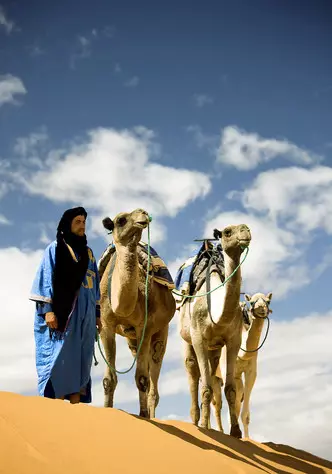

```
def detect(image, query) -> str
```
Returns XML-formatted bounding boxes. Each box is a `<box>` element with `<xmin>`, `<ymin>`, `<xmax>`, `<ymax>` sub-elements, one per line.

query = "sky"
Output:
<box><xmin>1</xmin><ymin>0</ymin><xmax>332</xmax><ymax>461</ymax></box>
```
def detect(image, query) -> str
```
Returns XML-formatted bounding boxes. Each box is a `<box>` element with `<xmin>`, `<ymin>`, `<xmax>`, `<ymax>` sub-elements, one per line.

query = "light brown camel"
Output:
<box><xmin>178</xmin><ymin>223</ymin><xmax>251</xmax><ymax>438</ymax></box>
<box><xmin>98</xmin><ymin>208</ymin><xmax>176</xmax><ymax>418</ymax></box>
<box><xmin>215</xmin><ymin>292</ymin><xmax>272</xmax><ymax>438</ymax></box>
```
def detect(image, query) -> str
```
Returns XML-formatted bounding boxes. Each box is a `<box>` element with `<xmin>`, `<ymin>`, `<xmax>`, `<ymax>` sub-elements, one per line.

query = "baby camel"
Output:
<box><xmin>216</xmin><ymin>292</ymin><xmax>272</xmax><ymax>438</ymax></box>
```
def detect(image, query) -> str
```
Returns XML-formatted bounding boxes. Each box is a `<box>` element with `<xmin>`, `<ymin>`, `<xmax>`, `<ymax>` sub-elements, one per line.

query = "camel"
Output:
<box><xmin>98</xmin><ymin>208</ymin><xmax>176</xmax><ymax>418</ymax></box>
<box><xmin>215</xmin><ymin>292</ymin><xmax>273</xmax><ymax>438</ymax></box>
<box><xmin>178</xmin><ymin>223</ymin><xmax>251</xmax><ymax>438</ymax></box>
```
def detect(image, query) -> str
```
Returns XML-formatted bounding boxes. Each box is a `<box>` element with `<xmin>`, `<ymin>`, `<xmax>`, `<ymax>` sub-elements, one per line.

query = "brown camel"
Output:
<box><xmin>178</xmin><ymin>224</ymin><xmax>251</xmax><ymax>437</ymax></box>
<box><xmin>98</xmin><ymin>208</ymin><xmax>176</xmax><ymax>418</ymax></box>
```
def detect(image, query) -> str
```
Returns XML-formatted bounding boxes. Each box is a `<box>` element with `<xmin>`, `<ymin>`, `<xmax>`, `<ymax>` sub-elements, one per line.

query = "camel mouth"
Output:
<box><xmin>135</xmin><ymin>220</ymin><xmax>149</xmax><ymax>229</ymax></box>
<box><xmin>238</xmin><ymin>238</ymin><xmax>250</xmax><ymax>248</ymax></box>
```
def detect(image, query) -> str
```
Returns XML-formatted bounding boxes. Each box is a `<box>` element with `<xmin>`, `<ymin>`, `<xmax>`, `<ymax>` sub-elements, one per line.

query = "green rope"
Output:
<box><xmin>171</xmin><ymin>246</ymin><xmax>249</xmax><ymax>299</ymax></box>
<box><xmin>95</xmin><ymin>217</ymin><xmax>152</xmax><ymax>374</ymax></box>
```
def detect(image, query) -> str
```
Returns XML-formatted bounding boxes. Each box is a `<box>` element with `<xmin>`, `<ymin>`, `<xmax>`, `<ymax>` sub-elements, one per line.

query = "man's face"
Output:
<box><xmin>71</xmin><ymin>215</ymin><xmax>86</xmax><ymax>236</ymax></box>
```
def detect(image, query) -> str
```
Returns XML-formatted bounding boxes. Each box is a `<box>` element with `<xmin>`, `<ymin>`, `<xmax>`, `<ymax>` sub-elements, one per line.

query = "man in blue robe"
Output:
<box><xmin>30</xmin><ymin>206</ymin><xmax>102</xmax><ymax>404</ymax></box>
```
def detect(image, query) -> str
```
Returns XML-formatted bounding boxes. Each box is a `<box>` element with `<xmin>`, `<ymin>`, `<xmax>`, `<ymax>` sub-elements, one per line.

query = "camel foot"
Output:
<box><xmin>230</xmin><ymin>424</ymin><xmax>242</xmax><ymax>439</ymax></box>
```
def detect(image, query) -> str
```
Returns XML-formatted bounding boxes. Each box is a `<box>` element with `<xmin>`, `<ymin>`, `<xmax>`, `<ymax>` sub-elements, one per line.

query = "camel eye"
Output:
<box><xmin>117</xmin><ymin>217</ymin><xmax>127</xmax><ymax>227</ymax></box>
<box><xmin>224</xmin><ymin>229</ymin><xmax>232</xmax><ymax>237</ymax></box>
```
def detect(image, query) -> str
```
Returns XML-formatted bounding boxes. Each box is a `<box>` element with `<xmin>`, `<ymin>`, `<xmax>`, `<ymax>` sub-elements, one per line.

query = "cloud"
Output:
<box><xmin>240</xmin><ymin>166</ymin><xmax>332</xmax><ymax>235</ymax></box>
<box><xmin>0</xmin><ymin>74</ymin><xmax>27</xmax><ymax>107</ymax></box>
<box><xmin>217</xmin><ymin>126</ymin><xmax>321</xmax><ymax>170</ymax></box>
<box><xmin>114</xmin><ymin>63</ymin><xmax>122</xmax><ymax>74</ymax></box>
<box><xmin>14</xmin><ymin>127</ymin><xmax>48</xmax><ymax>162</ymax></box>
<box><xmin>186</xmin><ymin>125</ymin><xmax>218</xmax><ymax>151</ymax></box>
<box><xmin>70</xmin><ymin>35</ymin><xmax>92</xmax><ymax>69</ymax></box>
<box><xmin>5</xmin><ymin>126</ymin><xmax>212</xmax><ymax>242</ymax></box>
<box><xmin>124</xmin><ymin>76</ymin><xmax>139</xmax><ymax>88</ymax></box>
<box><xmin>0</xmin><ymin>247</ymin><xmax>43</xmax><ymax>394</ymax></box>
<box><xmin>193</xmin><ymin>94</ymin><xmax>214</xmax><ymax>108</ymax></box>
<box><xmin>200</xmin><ymin>165</ymin><xmax>332</xmax><ymax>298</ymax></box>
<box><xmin>0</xmin><ymin>214</ymin><xmax>11</xmax><ymax>225</ymax></box>
<box><xmin>0</xmin><ymin>5</ymin><xmax>15</xmax><ymax>34</ymax></box>
<box><xmin>27</xmin><ymin>44</ymin><xmax>45</xmax><ymax>57</ymax></box>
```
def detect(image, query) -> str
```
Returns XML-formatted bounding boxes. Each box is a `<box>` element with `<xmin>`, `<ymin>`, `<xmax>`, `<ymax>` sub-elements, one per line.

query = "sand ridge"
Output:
<box><xmin>0</xmin><ymin>391</ymin><xmax>331</xmax><ymax>474</ymax></box>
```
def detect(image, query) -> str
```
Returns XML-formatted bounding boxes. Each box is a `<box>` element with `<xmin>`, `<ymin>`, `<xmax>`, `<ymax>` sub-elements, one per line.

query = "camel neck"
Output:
<box><xmin>215</xmin><ymin>253</ymin><xmax>242</xmax><ymax>323</ymax></box>
<box><xmin>239</xmin><ymin>316</ymin><xmax>265</xmax><ymax>360</ymax></box>
<box><xmin>111</xmin><ymin>243</ymin><xmax>139</xmax><ymax>317</ymax></box>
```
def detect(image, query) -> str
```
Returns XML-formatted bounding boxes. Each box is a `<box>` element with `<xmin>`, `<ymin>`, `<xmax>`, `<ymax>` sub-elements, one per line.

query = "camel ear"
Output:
<box><xmin>266</xmin><ymin>292</ymin><xmax>273</xmax><ymax>302</ymax></box>
<box><xmin>213</xmin><ymin>228</ymin><xmax>222</xmax><ymax>240</ymax></box>
<box><xmin>244</xmin><ymin>293</ymin><xmax>251</xmax><ymax>302</ymax></box>
<box><xmin>102</xmin><ymin>217</ymin><xmax>114</xmax><ymax>232</ymax></box>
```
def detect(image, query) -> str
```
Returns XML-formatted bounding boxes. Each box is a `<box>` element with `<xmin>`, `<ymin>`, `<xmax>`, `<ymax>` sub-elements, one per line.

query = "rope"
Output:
<box><xmin>95</xmin><ymin>218</ymin><xmax>152</xmax><ymax>374</ymax></box>
<box><xmin>171</xmin><ymin>246</ymin><xmax>249</xmax><ymax>299</ymax></box>
<box><xmin>240</xmin><ymin>315</ymin><xmax>270</xmax><ymax>353</ymax></box>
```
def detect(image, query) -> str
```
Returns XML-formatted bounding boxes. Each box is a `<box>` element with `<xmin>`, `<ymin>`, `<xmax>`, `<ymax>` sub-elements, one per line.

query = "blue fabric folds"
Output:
<box><xmin>30</xmin><ymin>241</ymin><xmax>100</xmax><ymax>402</ymax></box>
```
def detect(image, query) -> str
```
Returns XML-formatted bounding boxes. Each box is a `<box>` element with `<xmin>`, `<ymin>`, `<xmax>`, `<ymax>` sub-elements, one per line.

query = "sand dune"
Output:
<box><xmin>0</xmin><ymin>391</ymin><xmax>331</xmax><ymax>474</ymax></box>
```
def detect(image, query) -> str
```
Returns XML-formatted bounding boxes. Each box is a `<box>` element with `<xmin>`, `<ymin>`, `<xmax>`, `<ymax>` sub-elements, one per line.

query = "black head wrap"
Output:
<box><xmin>52</xmin><ymin>206</ymin><xmax>89</xmax><ymax>333</ymax></box>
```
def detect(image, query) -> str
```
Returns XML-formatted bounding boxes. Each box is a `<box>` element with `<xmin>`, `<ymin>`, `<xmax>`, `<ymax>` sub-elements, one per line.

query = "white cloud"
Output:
<box><xmin>0</xmin><ymin>247</ymin><xmax>43</xmax><ymax>393</ymax></box>
<box><xmin>0</xmin><ymin>214</ymin><xmax>11</xmax><ymax>225</ymax></box>
<box><xmin>241</xmin><ymin>166</ymin><xmax>332</xmax><ymax>235</ymax></box>
<box><xmin>7</xmin><ymin>126</ymin><xmax>211</xmax><ymax>242</ymax></box>
<box><xmin>124</xmin><ymin>76</ymin><xmax>139</xmax><ymax>88</ymax></box>
<box><xmin>114</xmin><ymin>63</ymin><xmax>122</xmax><ymax>74</ymax></box>
<box><xmin>27</xmin><ymin>44</ymin><xmax>45</xmax><ymax>57</ymax></box>
<box><xmin>0</xmin><ymin>74</ymin><xmax>27</xmax><ymax>107</ymax></box>
<box><xmin>186</xmin><ymin>125</ymin><xmax>218</xmax><ymax>151</ymax></box>
<box><xmin>217</xmin><ymin>126</ymin><xmax>321</xmax><ymax>170</ymax></box>
<box><xmin>0</xmin><ymin>6</ymin><xmax>15</xmax><ymax>34</ymax></box>
<box><xmin>193</xmin><ymin>94</ymin><xmax>214</xmax><ymax>108</ymax></box>
<box><xmin>14</xmin><ymin>127</ymin><xmax>48</xmax><ymax>164</ymax></box>
<box><xmin>200</xmin><ymin>165</ymin><xmax>332</xmax><ymax>298</ymax></box>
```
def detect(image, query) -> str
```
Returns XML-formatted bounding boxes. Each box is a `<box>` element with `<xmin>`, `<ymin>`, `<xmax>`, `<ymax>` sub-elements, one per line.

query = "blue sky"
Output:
<box><xmin>1</xmin><ymin>0</ymin><xmax>332</xmax><ymax>460</ymax></box>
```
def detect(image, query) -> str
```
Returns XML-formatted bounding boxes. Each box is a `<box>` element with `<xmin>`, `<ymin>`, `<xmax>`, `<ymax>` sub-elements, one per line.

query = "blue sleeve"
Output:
<box><xmin>29</xmin><ymin>242</ymin><xmax>56</xmax><ymax>305</ymax></box>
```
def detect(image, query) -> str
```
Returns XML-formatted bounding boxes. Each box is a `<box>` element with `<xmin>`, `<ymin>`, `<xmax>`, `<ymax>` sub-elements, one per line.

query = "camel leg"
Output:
<box><xmin>135</xmin><ymin>330</ymin><xmax>152</xmax><ymax>418</ymax></box>
<box><xmin>241</xmin><ymin>365</ymin><xmax>256</xmax><ymax>439</ymax></box>
<box><xmin>225</xmin><ymin>342</ymin><xmax>242</xmax><ymax>438</ymax></box>
<box><xmin>184</xmin><ymin>342</ymin><xmax>200</xmax><ymax>426</ymax></box>
<box><xmin>209</xmin><ymin>349</ymin><xmax>224</xmax><ymax>432</ymax></box>
<box><xmin>235</xmin><ymin>374</ymin><xmax>244</xmax><ymax>421</ymax></box>
<box><xmin>100</xmin><ymin>326</ymin><xmax>118</xmax><ymax>408</ymax></box>
<box><xmin>148</xmin><ymin>326</ymin><xmax>168</xmax><ymax>419</ymax></box>
<box><xmin>191</xmin><ymin>332</ymin><xmax>212</xmax><ymax>430</ymax></box>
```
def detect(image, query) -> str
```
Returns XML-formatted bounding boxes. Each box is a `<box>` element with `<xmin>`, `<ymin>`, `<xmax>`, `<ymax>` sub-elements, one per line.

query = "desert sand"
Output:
<box><xmin>0</xmin><ymin>391</ymin><xmax>331</xmax><ymax>474</ymax></box>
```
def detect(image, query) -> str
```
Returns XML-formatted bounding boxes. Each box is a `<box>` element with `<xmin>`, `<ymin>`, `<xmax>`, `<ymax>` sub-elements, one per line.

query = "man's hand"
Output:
<box><xmin>96</xmin><ymin>317</ymin><xmax>102</xmax><ymax>334</ymax></box>
<box><xmin>45</xmin><ymin>312</ymin><xmax>58</xmax><ymax>329</ymax></box>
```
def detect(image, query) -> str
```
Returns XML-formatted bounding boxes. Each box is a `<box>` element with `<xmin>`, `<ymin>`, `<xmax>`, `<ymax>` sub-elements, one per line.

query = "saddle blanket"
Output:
<box><xmin>98</xmin><ymin>241</ymin><xmax>175</xmax><ymax>290</ymax></box>
<box><xmin>174</xmin><ymin>240</ymin><xmax>224</xmax><ymax>299</ymax></box>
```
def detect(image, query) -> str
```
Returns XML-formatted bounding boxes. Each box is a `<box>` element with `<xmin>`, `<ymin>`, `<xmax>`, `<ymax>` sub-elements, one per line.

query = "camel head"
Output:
<box><xmin>102</xmin><ymin>208</ymin><xmax>150</xmax><ymax>247</ymax></box>
<box><xmin>213</xmin><ymin>224</ymin><xmax>251</xmax><ymax>259</ymax></box>
<box><xmin>244</xmin><ymin>292</ymin><xmax>273</xmax><ymax>319</ymax></box>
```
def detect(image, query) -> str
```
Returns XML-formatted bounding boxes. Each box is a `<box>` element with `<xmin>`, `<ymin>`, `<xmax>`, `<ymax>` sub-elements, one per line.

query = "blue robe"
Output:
<box><xmin>29</xmin><ymin>241</ymin><xmax>100</xmax><ymax>403</ymax></box>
